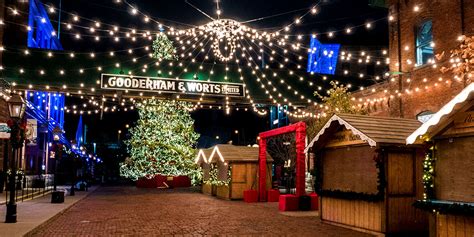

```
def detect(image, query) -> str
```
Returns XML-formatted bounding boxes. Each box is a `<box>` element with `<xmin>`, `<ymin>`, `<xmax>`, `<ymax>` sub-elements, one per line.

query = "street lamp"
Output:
<box><xmin>5</xmin><ymin>94</ymin><xmax>26</xmax><ymax>223</ymax></box>
<box><xmin>51</xmin><ymin>126</ymin><xmax>65</xmax><ymax>203</ymax></box>
<box><xmin>8</xmin><ymin>95</ymin><xmax>25</xmax><ymax>119</ymax></box>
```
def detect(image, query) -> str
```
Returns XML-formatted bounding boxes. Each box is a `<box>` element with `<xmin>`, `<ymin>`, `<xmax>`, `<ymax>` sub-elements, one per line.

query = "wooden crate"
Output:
<box><xmin>216</xmin><ymin>185</ymin><xmax>230</xmax><ymax>199</ymax></box>
<box><xmin>202</xmin><ymin>183</ymin><xmax>212</xmax><ymax>195</ymax></box>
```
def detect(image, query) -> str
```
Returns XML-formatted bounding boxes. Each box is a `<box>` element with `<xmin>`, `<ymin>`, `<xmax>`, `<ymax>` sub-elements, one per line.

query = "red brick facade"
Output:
<box><xmin>352</xmin><ymin>0</ymin><xmax>474</xmax><ymax>119</ymax></box>
<box><xmin>0</xmin><ymin>0</ymin><xmax>7</xmax><ymax>172</ymax></box>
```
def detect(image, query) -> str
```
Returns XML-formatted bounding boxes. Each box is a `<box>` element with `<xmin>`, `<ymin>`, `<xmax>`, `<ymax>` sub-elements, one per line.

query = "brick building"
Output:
<box><xmin>0</xmin><ymin>0</ymin><xmax>9</xmax><ymax>173</ymax></box>
<box><xmin>351</xmin><ymin>0</ymin><xmax>474</xmax><ymax>120</ymax></box>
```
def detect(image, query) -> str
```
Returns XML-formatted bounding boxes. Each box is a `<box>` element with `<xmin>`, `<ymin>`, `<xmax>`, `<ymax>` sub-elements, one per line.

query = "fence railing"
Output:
<box><xmin>2</xmin><ymin>174</ymin><xmax>54</xmax><ymax>204</ymax></box>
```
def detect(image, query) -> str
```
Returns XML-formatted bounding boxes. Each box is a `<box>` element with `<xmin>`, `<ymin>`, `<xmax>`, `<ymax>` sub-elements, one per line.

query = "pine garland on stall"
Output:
<box><xmin>119</xmin><ymin>99</ymin><xmax>201</xmax><ymax>184</ymax></box>
<box><xmin>204</xmin><ymin>163</ymin><xmax>232</xmax><ymax>186</ymax></box>
<box><xmin>422</xmin><ymin>146</ymin><xmax>436</xmax><ymax>200</ymax></box>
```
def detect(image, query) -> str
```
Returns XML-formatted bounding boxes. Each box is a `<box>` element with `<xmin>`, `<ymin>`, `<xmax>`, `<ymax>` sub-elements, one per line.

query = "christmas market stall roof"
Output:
<box><xmin>195</xmin><ymin>144</ymin><xmax>273</xmax><ymax>164</ymax></box>
<box><xmin>305</xmin><ymin>113</ymin><xmax>422</xmax><ymax>152</ymax></box>
<box><xmin>407</xmin><ymin>83</ymin><xmax>474</xmax><ymax>145</ymax></box>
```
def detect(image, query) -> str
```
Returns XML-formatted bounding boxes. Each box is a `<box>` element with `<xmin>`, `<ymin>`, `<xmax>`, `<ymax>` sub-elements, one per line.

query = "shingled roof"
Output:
<box><xmin>305</xmin><ymin>114</ymin><xmax>421</xmax><ymax>151</ymax></box>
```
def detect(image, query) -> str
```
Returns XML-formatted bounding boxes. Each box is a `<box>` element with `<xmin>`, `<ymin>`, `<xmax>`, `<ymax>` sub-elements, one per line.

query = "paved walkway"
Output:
<box><xmin>0</xmin><ymin>186</ymin><xmax>97</xmax><ymax>237</ymax></box>
<box><xmin>29</xmin><ymin>186</ymin><xmax>373</xmax><ymax>237</ymax></box>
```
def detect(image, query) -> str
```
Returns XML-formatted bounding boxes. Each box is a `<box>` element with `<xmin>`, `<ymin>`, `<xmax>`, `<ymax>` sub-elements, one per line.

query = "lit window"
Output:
<box><xmin>416</xmin><ymin>20</ymin><xmax>433</xmax><ymax>65</ymax></box>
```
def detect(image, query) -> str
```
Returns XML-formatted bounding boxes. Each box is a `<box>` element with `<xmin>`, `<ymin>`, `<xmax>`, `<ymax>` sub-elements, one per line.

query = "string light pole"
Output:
<box><xmin>215</xmin><ymin>0</ymin><xmax>222</xmax><ymax>18</ymax></box>
<box><xmin>5</xmin><ymin>94</ymin><xmax>26</xmax><ymax>223</ymax></box>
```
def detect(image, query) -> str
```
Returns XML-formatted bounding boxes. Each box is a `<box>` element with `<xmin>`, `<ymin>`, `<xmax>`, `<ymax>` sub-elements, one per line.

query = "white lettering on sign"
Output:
<box><xmin>101</xmin><ymin>74</ymin><xmax>244</xmax><ymax>97</ymax></box>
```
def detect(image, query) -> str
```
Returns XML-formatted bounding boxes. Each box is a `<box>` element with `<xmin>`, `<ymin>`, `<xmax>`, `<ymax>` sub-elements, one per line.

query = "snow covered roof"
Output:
<box><xmin>407</xmin><ymin>83</ymin><xmax>474</xmax><ymax>144</ymax></box>
<box><xmin>305</xmin><ymin>113</ymin><xmax>421</xmax><ymax>152</ymax></box>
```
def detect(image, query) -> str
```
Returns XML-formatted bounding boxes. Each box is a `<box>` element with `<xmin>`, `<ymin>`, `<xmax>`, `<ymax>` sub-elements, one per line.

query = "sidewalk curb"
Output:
<box><xmin>23</xmin><ymin>186</ymin><xmax>100</xmax><ymax>237</ymax></box>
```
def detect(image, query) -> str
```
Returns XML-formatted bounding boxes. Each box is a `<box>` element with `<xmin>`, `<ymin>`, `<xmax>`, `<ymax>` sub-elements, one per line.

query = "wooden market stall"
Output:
<box><xmin>407</xmin><ymin>83</ymin><xmax>474</xmax><ymax>237</ymax></box>
<box><xmin>196</xmin><ymin>145</ymin><xmax>273</xmax><ymax>200</ymax></box>
<box><xmin>305</xmin><ymin>114</ymin><xmax>428</xmax><ymax>236</ymax></box>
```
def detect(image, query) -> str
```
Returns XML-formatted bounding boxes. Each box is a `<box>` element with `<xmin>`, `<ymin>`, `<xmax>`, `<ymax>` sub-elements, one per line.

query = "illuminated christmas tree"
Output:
<box><xmin>120</xmin><ymin>99</ymin><xmax>201</xmax><ymax>184</ymax></box>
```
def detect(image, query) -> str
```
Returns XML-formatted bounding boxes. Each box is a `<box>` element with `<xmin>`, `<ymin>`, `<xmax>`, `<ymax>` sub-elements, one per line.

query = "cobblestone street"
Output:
<box><xmin>29</xmin><ymin>186</ymin><xmax>373</xmax><ymax>236</ymax></box>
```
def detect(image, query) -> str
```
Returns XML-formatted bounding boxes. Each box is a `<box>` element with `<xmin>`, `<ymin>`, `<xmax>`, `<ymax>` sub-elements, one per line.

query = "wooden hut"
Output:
<box><xmin>305</xmin><ymin>114</ymin><xmax>428</xmax><ymax>236</ymax></box>
<box><xmin>407</xmin><ymin>83</ymin><xmax>474</xmax><ymax>237</ymax></box>
<box><xmin>196</xmin><ymin>145</ymin><xmax>273</xmax><ymax>200</ymax></box>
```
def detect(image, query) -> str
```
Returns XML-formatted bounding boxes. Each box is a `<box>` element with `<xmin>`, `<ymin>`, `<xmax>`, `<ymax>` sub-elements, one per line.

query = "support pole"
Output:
<box><xmin>295</xmin><ymin>122</ymin><xmax>306</xmax><ymax>197</ymax></box>
<box><xmin>258</xmin><ymin>138</ymin><xmax>267</xmax><ymax>202</ymax></box>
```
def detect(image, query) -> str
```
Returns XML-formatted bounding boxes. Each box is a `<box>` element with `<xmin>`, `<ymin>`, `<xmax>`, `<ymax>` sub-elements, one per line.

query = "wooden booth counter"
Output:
<box><xmin>407</xmin><ymin>83</ymin><xmax>474</xmax><ymax>237</ymax></box>
<box><xmin>305</xmin><ymin>114</ymin><xmax>428</xmax><ymax>236</ymax></box>
<box><xmin>196</xmin><ymin>145</ymin><xmax>273</xmax><ymax>200</ymax></box>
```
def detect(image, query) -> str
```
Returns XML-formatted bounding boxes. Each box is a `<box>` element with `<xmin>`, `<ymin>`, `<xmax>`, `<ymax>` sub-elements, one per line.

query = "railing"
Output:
<box><xmin>2</xmin><ymin>174</ymin><xmax>54</xmax><ymax>204</ymax></box>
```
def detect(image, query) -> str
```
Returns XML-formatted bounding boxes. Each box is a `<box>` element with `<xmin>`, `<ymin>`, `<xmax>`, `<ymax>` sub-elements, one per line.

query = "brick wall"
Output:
<box><xmin>351</xmin><ymin>0</ymin><xmax>474</xmax><ymax>119</ymax></box>
<box><xmin>0</xmin><ymin>0</ymin><xmax>10</xmax><ymax>123</ymax></box>
<box><xmin>0</xmin><ymin>0</ymin><xmax>8</xmax><ymax>172</ymax></box>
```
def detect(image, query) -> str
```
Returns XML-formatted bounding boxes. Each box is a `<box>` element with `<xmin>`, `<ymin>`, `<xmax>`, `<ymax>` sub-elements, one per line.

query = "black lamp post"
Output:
<box><xmin>51</xmin><ymin>126</ymin><xmax>65</xmax><ymax>203</ymax></box>
<box><xmin>5</xmin><ymin>94</ymin><xmax>26</xmax><ymax>223</ymax></box>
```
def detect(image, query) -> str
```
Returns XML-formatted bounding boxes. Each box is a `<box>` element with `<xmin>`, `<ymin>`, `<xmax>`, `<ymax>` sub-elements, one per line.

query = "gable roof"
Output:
<box><xmin>305</xmin><ymin>113</ymin><xmax>421</xmax><ymax>152</ymax></box>
<box><xmin>196</xmin><ymin>144</ymin><xmax>273</xmax><ymax>163</ymax></box>
<box><xmin>407</xmin><ymin>83</ymin><xmax>474</xmax><ymax>144</ymax></box>
<box><xmin>194</xmin><ymin>149</ymin><xmax>208</xmax><ymax>164</ymax></box>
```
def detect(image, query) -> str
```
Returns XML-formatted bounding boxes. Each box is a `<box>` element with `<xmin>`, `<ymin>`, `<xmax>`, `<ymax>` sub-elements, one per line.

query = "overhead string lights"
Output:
<box><xmin>2</xmin><ymin>0</ymin><xmax>436</xmax><ymax>116</ymax></box>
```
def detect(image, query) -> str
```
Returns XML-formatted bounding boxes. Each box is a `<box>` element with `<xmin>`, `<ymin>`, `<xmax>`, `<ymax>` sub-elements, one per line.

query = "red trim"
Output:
<box><xmin>258</xmin><ymin>138</ymin><xmax>267</xmax><ymax>201</ymax></box>
<box><xmin>258</xmin><ymin>122</ymin><xmax>306</xmax><ymax>201</ymax></box>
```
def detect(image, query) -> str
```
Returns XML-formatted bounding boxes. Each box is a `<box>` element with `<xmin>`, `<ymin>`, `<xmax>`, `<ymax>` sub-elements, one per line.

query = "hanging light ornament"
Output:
<box><xmin>198</xmin><ymin>19</ymin><xmax>246</xmax><ymax>62</ymax></box>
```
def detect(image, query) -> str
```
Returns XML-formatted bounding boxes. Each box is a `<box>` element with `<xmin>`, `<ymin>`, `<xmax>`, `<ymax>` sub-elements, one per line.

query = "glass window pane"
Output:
<box><xmin>416</xmin><ymin>21</ymin><xmax>433</xmax><ymax>65</ymax></box>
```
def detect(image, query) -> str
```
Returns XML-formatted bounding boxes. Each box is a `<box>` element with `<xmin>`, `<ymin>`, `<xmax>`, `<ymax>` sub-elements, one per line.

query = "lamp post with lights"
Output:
<box><xmin>5</xmin><ymin>94</ymin><xmax>26</xmax><ymax>223</ymax></box>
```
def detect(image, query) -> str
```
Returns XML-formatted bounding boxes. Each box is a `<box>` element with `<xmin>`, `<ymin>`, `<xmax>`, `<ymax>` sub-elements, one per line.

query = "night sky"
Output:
<box><xmin>40</xmin><ymin>0</ymin><xmax>388</xmax><ymax>151</ymax></box>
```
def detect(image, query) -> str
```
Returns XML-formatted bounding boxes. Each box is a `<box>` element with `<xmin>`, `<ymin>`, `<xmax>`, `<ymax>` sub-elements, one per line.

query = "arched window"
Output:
<box><xmin>417</xmin><ymin>111</ymin><xmax>435</xmax><ymax>123</ymax></box>
<box><xmin>416</xmin><ymin>20</ymin><xmax>433</xmax><ymax>66</ymax></box>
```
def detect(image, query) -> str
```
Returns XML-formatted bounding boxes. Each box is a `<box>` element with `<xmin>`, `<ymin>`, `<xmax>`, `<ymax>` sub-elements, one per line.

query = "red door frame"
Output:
<box><xmin>258</xmin><ymin>122</ymin><xmax>306</xmax><ymax>201</ymax></box>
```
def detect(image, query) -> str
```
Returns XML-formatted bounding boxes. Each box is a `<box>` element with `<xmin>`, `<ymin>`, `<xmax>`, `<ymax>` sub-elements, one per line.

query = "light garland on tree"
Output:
<box><xmin>152</xmin><ymin>33</ymin><xmax>178</xmax><ymax>61</ymax></box>
<box><xmin>120</xmin><ymin>99</ymin><xmax>202</xmax><ymax>184</ymax></box>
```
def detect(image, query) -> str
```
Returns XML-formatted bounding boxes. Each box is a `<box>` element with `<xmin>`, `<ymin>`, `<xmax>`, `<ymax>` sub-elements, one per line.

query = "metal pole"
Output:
<box><xmin>57</xmin><ymin>0</ymin><xmax>62</xmax><ymax>39</ymax></box>
<box><xmin>5</xmin><ymin>121</ymin><xmax>19</xmax><ymax>223</ymax></box>
<box><xmin>53</xmin><ymin>142</ymin><xmax>57</xmax><ymax>192</ymax></box>
<box><xmin>1</xmin><ymin>141</ymin><xmax>8</xmax><ymax>194</ymax></box>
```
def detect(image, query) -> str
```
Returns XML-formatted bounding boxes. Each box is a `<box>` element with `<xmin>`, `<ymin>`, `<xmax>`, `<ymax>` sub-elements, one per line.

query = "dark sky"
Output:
<box><xmin>42</xmin><ymin>0</ymin><xmax>388</xmax><ymax>149</ymax></box>
<box><xmin>43</xmin><ymin>0</ymin><xmax>388</xmax><ymax>49</ymax></box>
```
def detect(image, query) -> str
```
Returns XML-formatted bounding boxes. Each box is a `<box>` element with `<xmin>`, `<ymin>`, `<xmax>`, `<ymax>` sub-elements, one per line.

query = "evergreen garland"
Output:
<box><xmin>119</xmin><ymin>99</ymin><xmax>201</xmax><ymax>184</ymax></box>
<box><xmin>152</xmin><ymin>33</ymin><xmax>178</xmax><ymax>61</ymax></box>
<box><xmin>414</xmin><ymin>146</ymin><xmax>474</xmax><ymax>215</ymax></box>
<box><xmin>414</xmin><ymin>200</ymin><xmax>474</xmax><ymax>216</ymax></box>
<box><xmin>422</xmin><ymin>145</ymin><xmax>436</xmax><ymax>200</ymax></box>
<box><xmin>204</xmin><ymin>163</ymin><xmax>232</xmax><ymax>186</ymax></box>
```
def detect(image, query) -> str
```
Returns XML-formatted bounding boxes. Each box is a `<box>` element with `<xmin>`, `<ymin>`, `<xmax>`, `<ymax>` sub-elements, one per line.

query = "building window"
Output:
<box><xmin>416</xmin><ymin>20</ymin><xmax>433</xmax><ymax>66</ymax></box>
<box><xmin>417</xmin><ymin>111</ymin><xmax>435</xmax><ymax>123</ymax></box>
